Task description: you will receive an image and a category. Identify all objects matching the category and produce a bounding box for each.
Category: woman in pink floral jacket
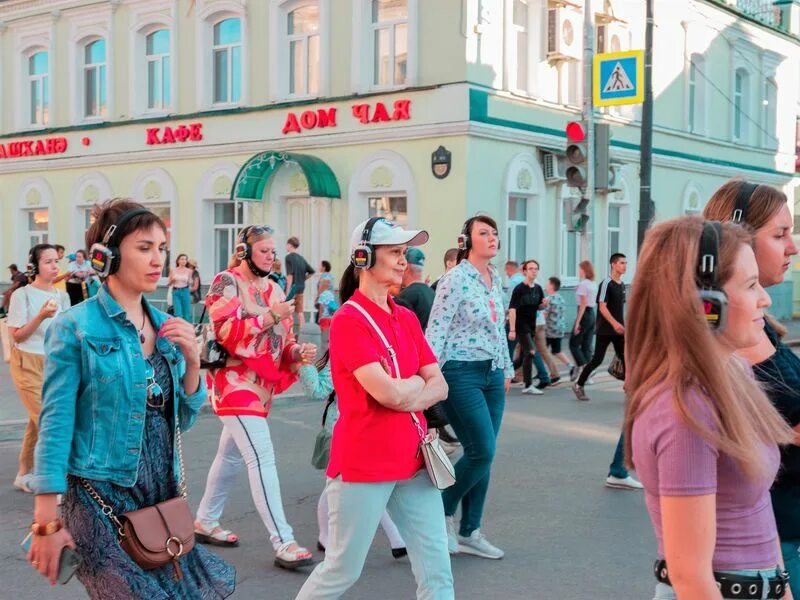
[194,225,317,570]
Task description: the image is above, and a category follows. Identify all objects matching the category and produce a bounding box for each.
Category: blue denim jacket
[31,285,207,494]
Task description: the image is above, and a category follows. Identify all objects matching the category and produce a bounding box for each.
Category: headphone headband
[361,217,385,245]
[732,182,758,225]
[697,221,721,289]
[102,208,152,248]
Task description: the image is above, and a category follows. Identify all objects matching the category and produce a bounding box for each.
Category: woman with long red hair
[625,216,794,599]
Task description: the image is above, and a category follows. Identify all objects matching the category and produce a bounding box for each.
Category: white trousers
[196,415,295,550]
[317,483,405,549]
[296,471,454,600]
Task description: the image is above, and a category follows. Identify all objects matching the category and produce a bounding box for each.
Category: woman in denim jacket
[26,199,235,599]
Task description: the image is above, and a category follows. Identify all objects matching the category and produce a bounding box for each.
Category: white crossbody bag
[345,300,456,490]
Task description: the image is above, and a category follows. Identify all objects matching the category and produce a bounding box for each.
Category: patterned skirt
[62,405,236,600]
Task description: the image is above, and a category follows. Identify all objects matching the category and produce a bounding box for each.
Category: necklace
[137,312,146,344]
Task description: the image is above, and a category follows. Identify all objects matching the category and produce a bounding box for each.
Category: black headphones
[697,221,728,333]
[27,244,52,278]
[351,217,385,270]
[89,208,151,277]
[731,182,759,225]
[234,225,274,277]
[457,216,500,252]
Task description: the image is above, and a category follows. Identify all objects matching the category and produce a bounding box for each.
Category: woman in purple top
[624,216,794,600]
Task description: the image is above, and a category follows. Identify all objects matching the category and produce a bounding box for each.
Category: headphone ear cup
[457,234,469,251]
[107,247,120,276]
[235,242,249,261]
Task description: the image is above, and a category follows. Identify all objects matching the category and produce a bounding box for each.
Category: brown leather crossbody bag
[81,426,194,581]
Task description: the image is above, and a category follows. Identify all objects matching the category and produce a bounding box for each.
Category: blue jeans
[608,432,629,479]
[653,567,783,599]
[440,360,505,537]
[172,286,192,321]
[781,540,800,598]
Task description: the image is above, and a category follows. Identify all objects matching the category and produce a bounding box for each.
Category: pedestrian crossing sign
[593,50,644,107]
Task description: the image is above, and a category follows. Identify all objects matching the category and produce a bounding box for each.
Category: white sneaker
[522,386,543,395]
[445,516,459,555]
[586,377,596,385]
[457,530,504,559]
[605,475,644,490]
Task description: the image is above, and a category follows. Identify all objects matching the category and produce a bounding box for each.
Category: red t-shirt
[326,290,436,482]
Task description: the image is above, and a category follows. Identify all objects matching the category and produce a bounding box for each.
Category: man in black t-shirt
[573,253,627,398]
[508,260,549,394]
[284,236,315,329]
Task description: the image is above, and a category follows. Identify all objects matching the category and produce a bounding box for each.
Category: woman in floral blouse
[194,225,317,570]
[426,214,513,561]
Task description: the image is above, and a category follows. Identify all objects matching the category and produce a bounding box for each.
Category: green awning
[231,151,341,201]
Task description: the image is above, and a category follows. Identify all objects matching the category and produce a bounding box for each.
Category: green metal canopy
[231,151,342,201]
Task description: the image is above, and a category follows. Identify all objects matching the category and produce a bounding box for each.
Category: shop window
[26,209,49,247]
[84,39,107,118]
[28,51,49,126]
[146,29,171,110]
[507,195,528,264]
[287,3,320,96]
[212,199,245,275]
[371,0,407,88]
[213,18,242,104]
[368,195,407,228]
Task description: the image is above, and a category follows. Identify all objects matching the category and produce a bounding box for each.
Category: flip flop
[194,523,239,547]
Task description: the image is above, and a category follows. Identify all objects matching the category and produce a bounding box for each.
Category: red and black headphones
[457,216,500,252]
[90,208,152,277]
[697,221,728,333]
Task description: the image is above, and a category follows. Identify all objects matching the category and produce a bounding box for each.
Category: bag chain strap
[80,425,187,537]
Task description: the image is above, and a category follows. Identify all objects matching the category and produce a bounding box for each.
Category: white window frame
[506,195,530,265]
[351,0,417,93]
[195,161,242,283]
[196,4,247,111]
[71,172,113,250]
[733,67,750,144]
[687,53,706,134]
[82,37,107,119]
[212,17,242,106]
[14,177,54,264]
[509,0,529,94]
[130,168,177,285]
[762,77,778,149]
[146,29,171,111]
[607,201,627,257]
[270,0,331,101]
[559,193,579,284]
[370,0,408,89]
[25,48,49,128]
[288,1,320,97]
[211,198,247,276]
[348,150,418,232]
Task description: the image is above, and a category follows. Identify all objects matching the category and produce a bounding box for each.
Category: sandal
[274,542,314,570]
[194,521,239,547]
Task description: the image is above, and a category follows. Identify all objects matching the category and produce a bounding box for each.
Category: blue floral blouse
[426,260,514,378]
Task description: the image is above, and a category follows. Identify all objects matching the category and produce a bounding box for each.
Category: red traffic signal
[566,121,587,142]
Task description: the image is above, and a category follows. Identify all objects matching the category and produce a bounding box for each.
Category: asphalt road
[0,373,657,599]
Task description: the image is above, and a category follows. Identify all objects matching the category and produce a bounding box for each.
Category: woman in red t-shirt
[296,218,454,600]
[194,225,317,570]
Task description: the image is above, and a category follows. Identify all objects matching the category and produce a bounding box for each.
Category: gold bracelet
[31,518,63,536]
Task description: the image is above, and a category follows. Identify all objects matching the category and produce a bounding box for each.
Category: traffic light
[595,123,610,189]
[565,121,588,188]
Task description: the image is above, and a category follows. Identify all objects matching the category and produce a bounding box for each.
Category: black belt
[654,560,788,599]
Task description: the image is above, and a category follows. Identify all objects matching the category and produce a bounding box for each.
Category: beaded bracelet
[31,518,63,536]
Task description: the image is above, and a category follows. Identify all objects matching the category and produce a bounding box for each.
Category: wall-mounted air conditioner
[547,5,583,61]
[543,152,566,183]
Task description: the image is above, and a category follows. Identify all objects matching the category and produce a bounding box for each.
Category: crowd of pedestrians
[4,175,800,599]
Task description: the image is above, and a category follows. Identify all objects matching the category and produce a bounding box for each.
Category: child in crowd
[544,277,575,374]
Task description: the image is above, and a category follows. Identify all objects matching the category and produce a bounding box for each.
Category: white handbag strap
[344,300,425,431]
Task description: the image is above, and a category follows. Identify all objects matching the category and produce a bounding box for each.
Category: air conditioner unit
[547,6,583,61]
[543,152,566,183]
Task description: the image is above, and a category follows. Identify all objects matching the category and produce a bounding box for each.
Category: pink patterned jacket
[206,269,299,417]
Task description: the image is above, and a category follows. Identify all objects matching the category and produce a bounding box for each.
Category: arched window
[28,51,49,126]
[213,18,242,104]
[84,39,107,117]
[287,3,320,96]
[146,29,171,110]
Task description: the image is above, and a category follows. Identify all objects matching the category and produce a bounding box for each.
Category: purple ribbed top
[632,386,780,570]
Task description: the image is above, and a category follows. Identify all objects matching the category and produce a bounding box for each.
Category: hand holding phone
[22,530,81,585]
